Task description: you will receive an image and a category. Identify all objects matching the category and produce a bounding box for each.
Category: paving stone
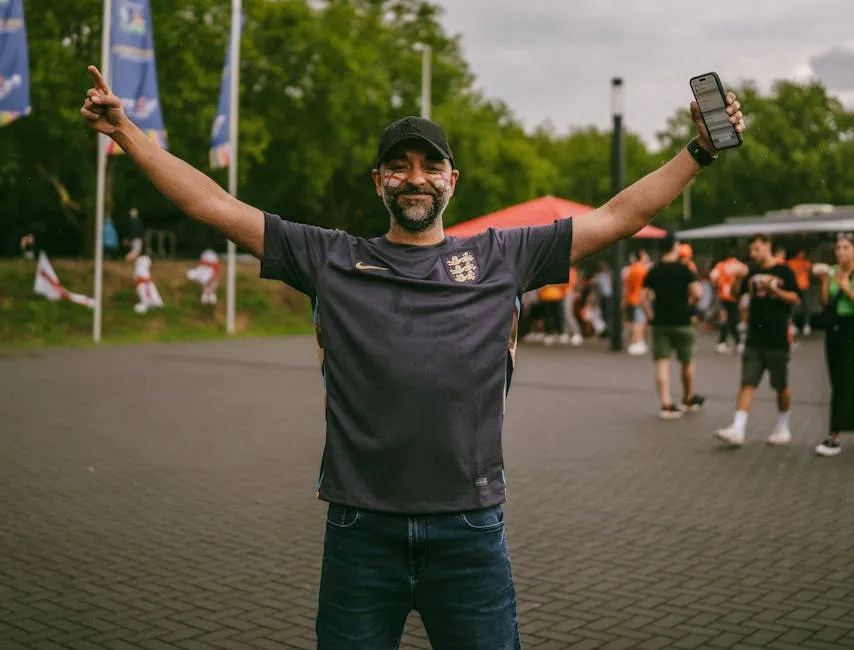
[1,334,853,648]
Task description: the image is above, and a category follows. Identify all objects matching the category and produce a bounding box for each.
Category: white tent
[677,204,854,240]
[678,218,854,240]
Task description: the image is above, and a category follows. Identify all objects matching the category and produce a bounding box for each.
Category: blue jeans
[317,503,521,650]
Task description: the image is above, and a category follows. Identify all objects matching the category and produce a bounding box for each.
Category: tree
[655,80,854,228]
[2,1,851,258]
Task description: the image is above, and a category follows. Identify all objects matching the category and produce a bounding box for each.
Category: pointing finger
[88,65,110,94]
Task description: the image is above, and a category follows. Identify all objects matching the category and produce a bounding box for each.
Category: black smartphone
[689,72,743,150]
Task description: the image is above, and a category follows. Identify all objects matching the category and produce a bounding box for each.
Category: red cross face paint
[382,169,407,191]
[432,172,451,194]
[378,150,455,233]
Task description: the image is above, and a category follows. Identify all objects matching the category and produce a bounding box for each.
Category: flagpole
[93,0,112,343]
[225,0,241,335]
[421,45,431,120]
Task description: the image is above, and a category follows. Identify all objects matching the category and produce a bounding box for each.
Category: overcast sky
[433,0,854,147]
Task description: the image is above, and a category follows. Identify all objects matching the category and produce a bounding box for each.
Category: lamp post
[682,179,693,225]
[421,45,431,120]
[609,77,625,352]
[225,0,241,334]
[93,0,113,343]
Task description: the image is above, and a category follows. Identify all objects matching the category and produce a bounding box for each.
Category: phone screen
[691,75,739,149]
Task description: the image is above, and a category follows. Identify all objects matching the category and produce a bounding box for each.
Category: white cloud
[433,0,854,146]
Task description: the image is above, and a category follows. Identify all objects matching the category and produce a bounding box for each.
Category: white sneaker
[715,426,745,447]
[767,428,792,446]
[803,325,812,337]
[715,343,731,354]
[736,342,746,355]
[627,342,647,356]
[660,405,684,420]
[524,332,545,343]
[544,334,557,346]
[815,437,842,457]
[570,334,583,346]
[558,333,571,346]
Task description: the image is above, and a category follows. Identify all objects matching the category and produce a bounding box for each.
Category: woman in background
[815,233,854,457]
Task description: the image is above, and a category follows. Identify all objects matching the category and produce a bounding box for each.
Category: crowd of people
[520,232,854,458]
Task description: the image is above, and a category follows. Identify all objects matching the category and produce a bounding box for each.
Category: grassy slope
[0,258,314,349]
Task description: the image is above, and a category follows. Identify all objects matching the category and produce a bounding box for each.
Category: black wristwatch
[687,138,718,168]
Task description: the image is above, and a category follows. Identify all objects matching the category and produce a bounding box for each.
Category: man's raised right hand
[80,65,127,136]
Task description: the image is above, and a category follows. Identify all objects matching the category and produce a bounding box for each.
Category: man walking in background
[643,233,705,419]
[716,235,800,447]
[81,63,746,649]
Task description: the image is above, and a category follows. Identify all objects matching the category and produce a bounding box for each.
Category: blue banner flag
[108,0,167,154]
[209,14,243,169]
[0,0,31,126]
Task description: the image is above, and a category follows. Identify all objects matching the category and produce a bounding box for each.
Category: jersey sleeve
[492,219,574,292]
[259,211,349,296]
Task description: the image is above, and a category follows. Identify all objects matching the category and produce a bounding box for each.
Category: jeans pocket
[458,505,504,532]
[326,503,362,529]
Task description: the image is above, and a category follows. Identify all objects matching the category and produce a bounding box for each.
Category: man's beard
[382,183,450,233]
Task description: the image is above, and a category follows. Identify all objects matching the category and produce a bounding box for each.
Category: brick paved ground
[1,333,853,649]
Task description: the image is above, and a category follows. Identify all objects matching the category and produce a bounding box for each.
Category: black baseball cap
[375,116,455,168]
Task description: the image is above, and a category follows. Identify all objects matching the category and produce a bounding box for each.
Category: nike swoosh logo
[355,262,390,271]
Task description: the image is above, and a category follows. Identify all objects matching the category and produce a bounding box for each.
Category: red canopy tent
[445,195,666,239]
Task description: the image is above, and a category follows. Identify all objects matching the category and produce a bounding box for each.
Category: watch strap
[687,138,717,167]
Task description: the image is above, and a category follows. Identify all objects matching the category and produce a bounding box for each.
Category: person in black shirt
[81,61,747,650]
[716,234,800,447]
[643,233,704,419]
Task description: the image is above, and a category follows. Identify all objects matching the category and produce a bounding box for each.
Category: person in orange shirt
[710,252,749,353]
[787,249,812,336]
[538,282,567,346]
[624,250,651,355]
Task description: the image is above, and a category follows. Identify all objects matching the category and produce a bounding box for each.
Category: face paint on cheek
[433,172,451,193]
[382,170,406,190]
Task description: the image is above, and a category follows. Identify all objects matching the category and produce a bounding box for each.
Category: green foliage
[656,80,854,227]
[2,0,853,257]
